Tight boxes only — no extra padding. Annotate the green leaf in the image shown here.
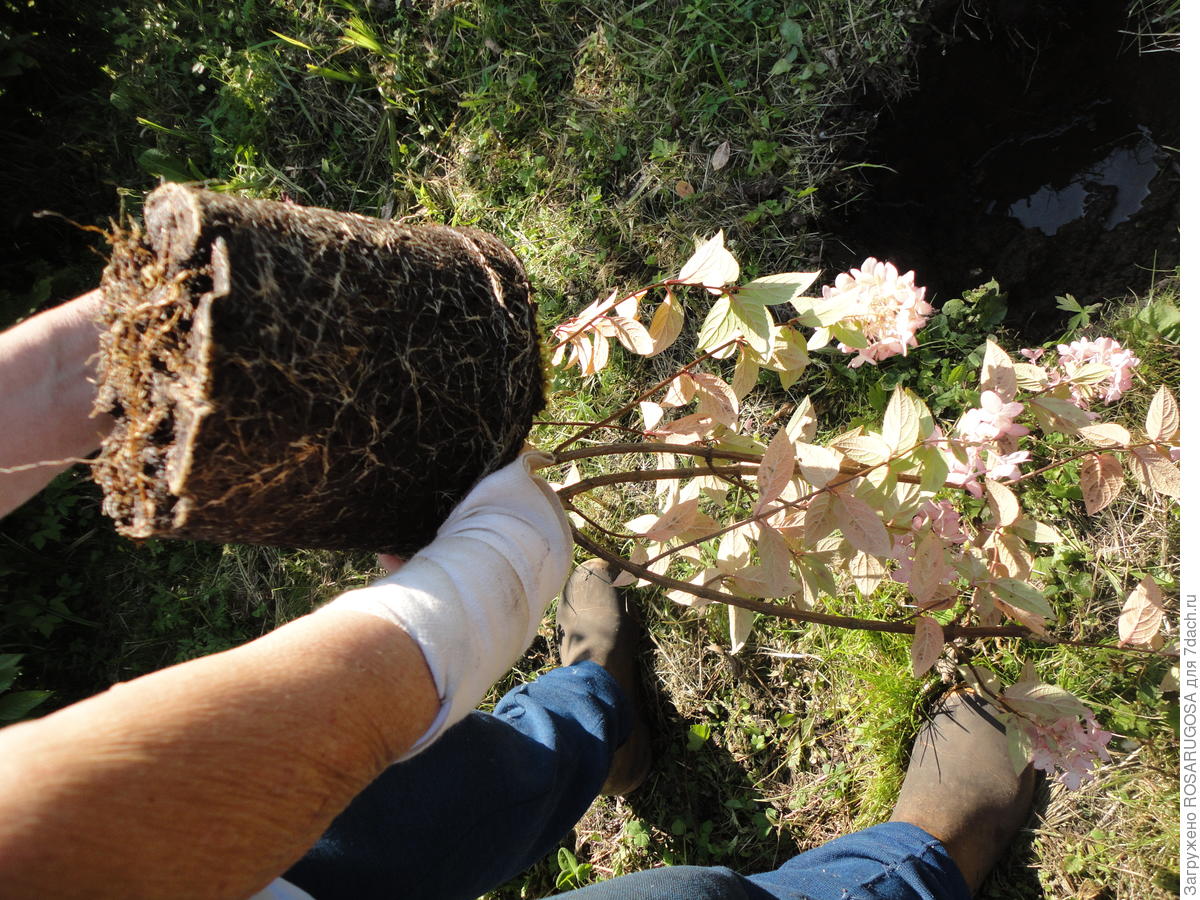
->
[696,295,738,352]
[0,654,22,693]
[991,578,1053,619]
[1030,396,1093,432]
[735,272,820,307]
[137,148,194,183]
[730,296,773,354]
[882,387,921,452]
[1066,362,1113,386]
[779,18,805,46]
[915,445,949,494]
[1011,518,1065,544]
[1004,716,1033,773]
[268,29,315,50]
[306,64,363,83]
[830,321,868,349]
[0,690,52,722]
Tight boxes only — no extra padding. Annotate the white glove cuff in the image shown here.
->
[327,454,571,760]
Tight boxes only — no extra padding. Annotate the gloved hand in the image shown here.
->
[326,451,572,758]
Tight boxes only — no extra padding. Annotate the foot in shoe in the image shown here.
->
[889,690,1035,894]
[557,559,653,796]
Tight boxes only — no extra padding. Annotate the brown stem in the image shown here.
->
[1010,441,1158,484]
[562,501,635,541]
[572,527,1033,640]
[555,442,763,466]
[556,466,750,502]
[533,420,648,437]
[553,338,742,453]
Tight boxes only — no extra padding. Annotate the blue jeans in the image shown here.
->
[284,663,970,900]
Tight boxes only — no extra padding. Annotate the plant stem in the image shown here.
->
[556,466,750,502]
[553,338,741,452]
[572,527,1033,640]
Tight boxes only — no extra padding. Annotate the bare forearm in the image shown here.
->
[0,607,438,899]
[0,289,114,516]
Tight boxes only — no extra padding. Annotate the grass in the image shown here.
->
[0,1,1180,897]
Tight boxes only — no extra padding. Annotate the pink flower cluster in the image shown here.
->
[891,500,968,587]
[914,499,969,544]
[828,258,935,367]
[1013,712,1113,790]
[940,392,1032,496]
[1020,337,1140,408]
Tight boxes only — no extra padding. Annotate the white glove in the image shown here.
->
[326,452,572,758]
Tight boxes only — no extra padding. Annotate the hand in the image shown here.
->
[328,452,572,757]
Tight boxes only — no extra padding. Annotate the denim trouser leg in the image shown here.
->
[284,661,629,900]
[552,822,971,900]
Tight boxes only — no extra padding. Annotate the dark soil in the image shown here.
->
[820,0,1179,340]
[94,185,545,555]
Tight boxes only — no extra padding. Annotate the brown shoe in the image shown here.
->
[889,690,1036,894]
[557,559,653,796]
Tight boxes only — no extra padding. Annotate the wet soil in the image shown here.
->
[820,0,1179,339]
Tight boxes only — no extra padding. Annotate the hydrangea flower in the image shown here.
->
[912,499,968,544]
[1012,712,1113,790]
[891,500,966,590]
[1020,337,1140,408]
[827,258,934,367]
[1056,336,1140,405]
[957,391,1030,443]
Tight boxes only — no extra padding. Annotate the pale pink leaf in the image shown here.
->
[676,230,739,292]
[711,140,732,171]
[1129,446,1180,498]
[1146,385,1180,443]
[678,512,720,543]
[610,315,656,355]
[642,498,701,542]
[587,331,610,375]
[882,386,922,453]
[785,396,818,444]
[755,429,796,514]
[716,526,753,575]
[647,290,686,356]
[911,616,944,677]
[640,401,665,431]
[908,532,948,605]
[847,550,886,597]
[691,372,739,428]
[801,492,837,546]
[1118,575,1165,648]
[613,545,647,587]
[1080,452,1124,514]
[612,290,642,319]
[732,347,760,400]
[625,514,660,535]
[1077,423,1132,449]
[662,373,697,408]
[994,599,1050,637]
[728,602,754,652]
[833,432,891,466]
[666,567,720,608]
[756,524,795,595]
[794,442,845,488]
[980,338,1017,402]
[834,492,892,557]
[651,412,716,445]
[983,479,1020,527]
[985,531,1033,581]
